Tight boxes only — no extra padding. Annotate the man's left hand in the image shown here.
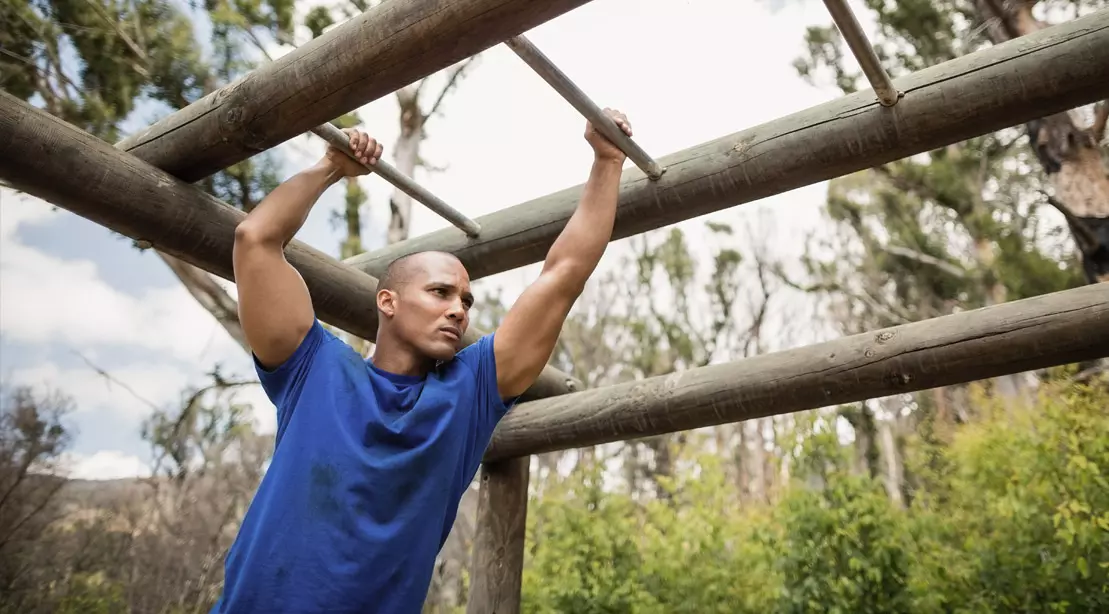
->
[585,108,632,163]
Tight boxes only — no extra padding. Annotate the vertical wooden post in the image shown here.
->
[466,456,530,614]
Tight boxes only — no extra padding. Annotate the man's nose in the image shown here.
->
[445,299,465,319]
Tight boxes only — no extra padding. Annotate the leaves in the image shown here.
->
[521,384,1109,613]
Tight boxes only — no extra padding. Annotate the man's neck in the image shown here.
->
[370,334,434,377]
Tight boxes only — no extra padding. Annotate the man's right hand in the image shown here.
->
[324,129,383,177]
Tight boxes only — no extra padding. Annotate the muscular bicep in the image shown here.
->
[232,228,315,369]
[493,269,579,398]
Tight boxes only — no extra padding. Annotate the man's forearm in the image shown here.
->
[239,161,343,246]
[543,157,623,283]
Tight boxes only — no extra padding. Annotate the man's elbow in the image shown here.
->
[542,260,591,298]
[234,220,281,252]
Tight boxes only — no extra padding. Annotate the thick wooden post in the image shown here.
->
[466,456,530,614]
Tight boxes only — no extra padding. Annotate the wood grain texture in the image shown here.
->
[466,457,530,614]
[346,9,1109,281]
[0,92,579,398]
[114,0,593,182]
[484,283,1109,462]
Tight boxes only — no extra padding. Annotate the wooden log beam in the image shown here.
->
[115,0,594,182]
[483,283,1109,462]
[465,457,530,614]
[346,9,1109,281]
[0,92,579,400]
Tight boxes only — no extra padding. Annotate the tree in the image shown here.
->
[0,383,76,613]
[0,0,289,352]
[973,0,1109,283]
[518,379,1109,613]
[793,0,1107,287]
[784,0,1107,504]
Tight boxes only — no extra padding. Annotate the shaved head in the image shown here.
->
[374,251,473,362]
[379,251,463,291]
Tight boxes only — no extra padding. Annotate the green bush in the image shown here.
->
[521,383,1109,613]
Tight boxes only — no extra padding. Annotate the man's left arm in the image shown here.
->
[493,108,632,399]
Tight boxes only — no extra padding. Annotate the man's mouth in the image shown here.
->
[439,326,461,341]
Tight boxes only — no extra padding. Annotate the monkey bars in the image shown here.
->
[3,3,1109,613]
[344,10,1109,282]
[310,122,482,237]
[504,35,665,179]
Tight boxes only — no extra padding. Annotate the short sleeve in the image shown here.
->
[462,333,519,436]
[253,320,335,430]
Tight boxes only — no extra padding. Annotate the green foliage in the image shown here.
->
[5,0,289,214]
[772,477,911,613]
[910,385,1109,611]
[523,466,655,613]
[523,456,777,614]
[522,384,1109,612]
[54,574,128,614]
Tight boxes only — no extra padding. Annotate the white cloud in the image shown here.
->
[0,191,278,439]
[61,450,152,480]
[0,192,249,368]
[11,361,194,422]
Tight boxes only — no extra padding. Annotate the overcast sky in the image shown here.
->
[1,0,855,479]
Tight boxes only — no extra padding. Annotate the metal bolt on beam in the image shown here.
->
[822,0,901,106]
[310,122,482,237]
[504,35,665,179]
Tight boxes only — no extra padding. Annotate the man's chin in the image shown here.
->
[425,341,459,362]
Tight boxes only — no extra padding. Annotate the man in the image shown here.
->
[212,108,633,613]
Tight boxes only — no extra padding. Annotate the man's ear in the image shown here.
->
[377,288,397,318]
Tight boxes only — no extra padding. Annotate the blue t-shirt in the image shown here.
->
[212,320,517,613]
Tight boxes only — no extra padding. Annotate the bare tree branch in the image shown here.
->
[243,27,275,62]
[885,244,968,279]
[71,350,163,413]
[424,57,477,123]
[1042,192,1099,251]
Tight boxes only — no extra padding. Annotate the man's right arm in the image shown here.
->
[233,130,382,369]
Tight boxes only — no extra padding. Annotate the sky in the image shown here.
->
[1,0,855,480]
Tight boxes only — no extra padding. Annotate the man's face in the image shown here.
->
[379,252,472,361]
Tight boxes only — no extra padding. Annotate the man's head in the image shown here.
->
[375,251,472,362]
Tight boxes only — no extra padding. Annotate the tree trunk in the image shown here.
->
[388,85,423,245]
[841,402,879,479]
[876,398,905,509]
[977,0,1109,283]
[734,424,748,499]
[743,419,766,503]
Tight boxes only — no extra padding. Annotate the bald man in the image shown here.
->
[212,108,634,614]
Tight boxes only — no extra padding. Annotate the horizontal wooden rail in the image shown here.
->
[483,283,1109,461]
[115,0,595,182]
[346,9,1109,281]
[0,92,579,401]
